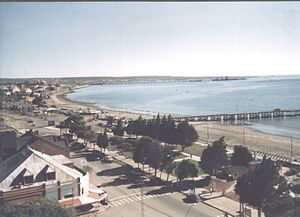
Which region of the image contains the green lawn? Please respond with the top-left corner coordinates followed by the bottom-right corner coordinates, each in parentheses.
top-left (176, 144), bottom-right (207, 157)
top-left (171, 159), bottom-right (205, 177)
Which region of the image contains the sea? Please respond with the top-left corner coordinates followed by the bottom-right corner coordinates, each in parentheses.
top-left (66, 76), bottom-right (300, 139)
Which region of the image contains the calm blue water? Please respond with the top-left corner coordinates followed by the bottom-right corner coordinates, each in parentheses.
top-left (66, 76), bottom-right (300, 138)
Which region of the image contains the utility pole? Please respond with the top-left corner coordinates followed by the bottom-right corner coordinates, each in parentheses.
top-left (141, 180), bottom-right (144, 217)
top-left (291, 136), bottom-right (293, 160)
top-left (243, 128), bottom-right (245, 147)
top-left (207, 123), bottom-right (209, 141)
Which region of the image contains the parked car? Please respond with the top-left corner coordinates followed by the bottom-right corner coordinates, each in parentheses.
top-left (131, 168), bottom-right (143, 176)
top-left (118, 175), bottom-right (128, 181)
top-left (185, 193), bottom-right (199, 203)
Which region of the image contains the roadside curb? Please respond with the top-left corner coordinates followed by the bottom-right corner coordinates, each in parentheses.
top-left (201, 199), bottom-right (235, 217)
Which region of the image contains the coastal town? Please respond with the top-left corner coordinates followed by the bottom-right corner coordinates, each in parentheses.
top-left (0, 78), bottom-right (300, 217)
top-left (2, 2), bottom-right (300, 217)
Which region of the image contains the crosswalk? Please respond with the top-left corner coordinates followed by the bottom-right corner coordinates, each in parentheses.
top-left (109, 192), bottom-right (173, 208)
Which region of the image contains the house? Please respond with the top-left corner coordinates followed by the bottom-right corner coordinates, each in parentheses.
top-left (10, 85), bottom-right (20, 93)
top-left (25, 88), bottom-right (33, 95)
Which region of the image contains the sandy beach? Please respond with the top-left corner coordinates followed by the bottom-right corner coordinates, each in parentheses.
top-left (47, 86), bottom-right (300, 159)
top-left (47, 86), bottom-right (148, 120)
top-left (193, 122), bottom-right (300, 158)
top-left (4, 85), bottom-right (298, 159)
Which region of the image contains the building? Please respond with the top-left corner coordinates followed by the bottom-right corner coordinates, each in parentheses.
top-left (0, 147), bottom-right (89, 203)
top-left (0, 127), bottom-right (17, 160)
top-left (0, 147), bottom-right (108, 214)
top-left (222, 165), bottom-right (248, 180)
top-left (19, 131), bottom-right (70, 158)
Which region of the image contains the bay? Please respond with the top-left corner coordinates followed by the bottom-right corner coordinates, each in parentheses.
top-left (66, 76), bottom-right (300, 138)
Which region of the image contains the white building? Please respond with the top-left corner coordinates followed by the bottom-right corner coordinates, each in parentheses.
top-left (0, 147), bottom-right (89, 202)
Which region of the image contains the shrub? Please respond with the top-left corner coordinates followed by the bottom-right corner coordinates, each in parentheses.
top-left (285, 169), bottom-right (297, 177)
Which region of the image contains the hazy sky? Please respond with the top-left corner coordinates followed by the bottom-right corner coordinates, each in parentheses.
top-left (1, 2), bottom-right (300, 78)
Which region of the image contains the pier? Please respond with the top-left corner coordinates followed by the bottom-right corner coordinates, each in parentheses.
top-left (173, 109), bottom-right (300, 122)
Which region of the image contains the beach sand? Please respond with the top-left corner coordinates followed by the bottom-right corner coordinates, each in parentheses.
top-left (193, 122), bottom-right (300, 158)
top-left (47, 86), bottom-right (149, 120)
top-left (52, 86), bottom-right (299, 158)
top-left (6, 85), bottom-right (297, 159)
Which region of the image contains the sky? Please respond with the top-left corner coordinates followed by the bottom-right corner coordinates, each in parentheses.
top-left (1, 2), bottom-right (300, 78)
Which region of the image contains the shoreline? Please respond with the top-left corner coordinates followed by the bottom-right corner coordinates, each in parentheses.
top-left (48, 85), bottom-right (300, 158)
top-left (193, 122), bottom-right (300, 158)
top-left (48, 85), bottom-right (152, 120)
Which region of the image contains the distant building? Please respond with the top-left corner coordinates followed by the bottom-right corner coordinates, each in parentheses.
top-left (10, 85), bottom-right (20, 93)
top-left (24, 88), bottom-right (33, 95)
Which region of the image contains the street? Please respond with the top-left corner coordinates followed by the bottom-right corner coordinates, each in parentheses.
top-left (71, 150), bottom-right (224, 217)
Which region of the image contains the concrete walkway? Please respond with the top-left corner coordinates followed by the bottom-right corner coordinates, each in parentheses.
top-left (181, 152), bottom-right (201, 162)
top-left (203, 196), bottom-right (264, 217)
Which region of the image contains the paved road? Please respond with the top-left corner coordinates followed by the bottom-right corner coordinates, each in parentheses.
top-left (71, 151), bottom-right (224, 217)
top-left (97, 193), bottom-right (224, 217)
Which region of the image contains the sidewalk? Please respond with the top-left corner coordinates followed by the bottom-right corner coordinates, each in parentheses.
top-left (105, 149), bottom-right (178, 182)
top-left (202, 196), bottom-right (264, 217)
top-left (181, 152), bottom-right (201, 162)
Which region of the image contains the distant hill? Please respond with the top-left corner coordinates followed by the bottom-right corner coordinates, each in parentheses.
top-left (0, 76), bottom-right (247, 85)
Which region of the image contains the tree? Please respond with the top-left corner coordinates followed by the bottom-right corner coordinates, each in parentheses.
top-left (0, 198), bottom-right (76, 217)
top-left (133, 140), bottom-right (145, 170)
top-left (85, 129), bottom-right (97, 148)
top-left (66, 115), bottom-right (85, 142)
top-left (165, 162), bottom-right (176, 182)
top-left (97, 132), bottom-right (109, 153)
top-left (231, 145), bottom-right (253, 166)
top-left (175, 160), bottom-right (199, 186)
top-left (165, 114), bottom-right (177, 144)
top-left (263, 195), bottom-right (294, 217)
top-left (176, 160), bottom-right (189, 184)
top-left (133, 116), bottom-right (146, 138)
top-left (176, 121), bottom-right (199, 151)
top-left (147, 142), bottom-right (163, 176)
top-left (235, 158), bottom-right (288, 217)
top-left (112, 119), bottom-right (125, 136)
top-left (199, 136), bottom-right (228, 175)
top-left (125, 121), bottom-right (134, 138)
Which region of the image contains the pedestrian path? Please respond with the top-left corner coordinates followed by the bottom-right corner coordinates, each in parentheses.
top-left (109, 192), bottom-right (173, 208)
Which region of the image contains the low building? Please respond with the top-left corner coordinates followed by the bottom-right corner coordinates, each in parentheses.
top-left (0, 127), bottom-right (17, 160)
top-left (222, 165), bottom-right (248, 180)
top-left (19, 131), bottom-right (70, 158)
top-left (0, 147), bottom-right (89, 203)
top-left (248, 159), bottom-right (282, 173)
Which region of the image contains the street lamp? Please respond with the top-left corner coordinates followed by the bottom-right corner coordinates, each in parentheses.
top-left (185, 203), bottom-right (196, 217)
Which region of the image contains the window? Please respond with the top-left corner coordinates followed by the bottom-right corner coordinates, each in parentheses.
top-left (46, 172), bottom-right (56, 180)
top-left (64, 193), bottom-right (74, 199)
top-left (23, 175), bottom-right (33, 185)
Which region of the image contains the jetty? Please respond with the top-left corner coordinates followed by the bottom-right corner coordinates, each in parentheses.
top-left (173, 109), bottom-right (300, 122)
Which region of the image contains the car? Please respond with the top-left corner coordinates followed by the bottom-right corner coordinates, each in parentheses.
top-left (135, 176), bottom-right (149, 184)
top-left (131, 168), bottom-right (143, 176)
top-left (118, 175), bottom-right (128, 181)
top-left (185, 193), bottom-right (199, 203)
